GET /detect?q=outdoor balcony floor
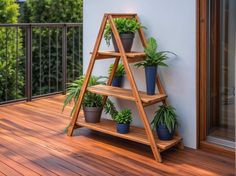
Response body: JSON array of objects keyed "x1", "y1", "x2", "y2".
[{"x1": 0, "y1": 95, "x2": 234, "y2": 176}]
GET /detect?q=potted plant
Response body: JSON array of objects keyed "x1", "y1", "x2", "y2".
[
  {"x1": 63, "y1": 75, "x2": 113, "y2": 123},
  {"x1": 135, "y1": 37, "x2": 174, "y2": 95},
  {"x1": 104, "y1": 18, "x2": 141, "y2": 52},
  {"x1": 114, "y1": 108, "x2": 132, "y2": 134},
  {"x1": 151, "y1": 105, "x2": 178, "y2": 140},
  {"x1": 108, "y1": 63, "x2": 125, "y2": 87}
]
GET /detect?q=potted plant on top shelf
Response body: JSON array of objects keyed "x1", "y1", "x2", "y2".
[
  {"x1": 108, "y1": 63, "x2": 125, "y2": 87},
  {"x1": 63, "y1": 75, "x2": 113, "y2": 123},
  {"x1": 104, "y1": 18, "x2": 141, "y2": 52},
  {"x1": 135, "y1": 37, "x2": 175, "y2": 95},
  {"x1": 151, "y1": 105, "x2": 178, "y2": 140}
]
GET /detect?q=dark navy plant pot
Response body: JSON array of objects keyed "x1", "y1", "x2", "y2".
[
  {"x1": 145, "y1": 66, "x2": 157, "y2": 95},
  {"x1": 116, "y1": 123, "x2": 130, "y2": 134},
  {"x1": 156, "y1": 124, "x2": 175, "y2": 140},
  {"x1": 112, "y1": 76, "x2": 123, "y2": 87}
]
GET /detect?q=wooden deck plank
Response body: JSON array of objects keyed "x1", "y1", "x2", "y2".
[{"x1": 0, "y1": 95, "x2": 234, "y2": 176}]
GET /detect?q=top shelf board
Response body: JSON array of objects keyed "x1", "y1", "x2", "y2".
[{"x1": 91, "y1": 51, "x2": 146, "y2": 63}]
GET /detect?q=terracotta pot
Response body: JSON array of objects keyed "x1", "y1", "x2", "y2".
[{"x1": 83, "y1": 106, "x2": 102, "y2": 123}]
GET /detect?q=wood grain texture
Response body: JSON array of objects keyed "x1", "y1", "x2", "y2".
[
  {"x1": 88, "y1": 84, "x2": 167, "y2": 104},
  {"x1": 76, "y1": 116, "x2": 182, "y2": 151},
  {"x1": 0, "y1": 95, "x2": 234, "y2": 175},
  {"x1": 92, "y1": 51, "x2": 145, "y2": 63},
  {"x1": 107, "y1": 14, "x2": 163, "y2": 162}
]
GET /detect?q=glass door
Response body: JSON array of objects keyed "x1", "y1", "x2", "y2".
[{"x1": 206, "y1": 0, "x2": 235, "y2": 148}]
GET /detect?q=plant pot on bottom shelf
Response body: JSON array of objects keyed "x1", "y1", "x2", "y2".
[
  {"x1": 83, "y1": 106, "x2": 103, "y2": 123},
  {"x1": 156, "y1": 124, "x2": 175, "y2": 140},
  {"x1": 112, "y1": 33, "x2": 134, "y2": 52},
  {"x1": 145, "y1": 66, "x2": 157, "y2": 95},
  {"x1": 113, "y1": 108, "x2": 132, "y2": 134},
  {"x1": 151, "y1": 105, "x2": 178, "y2": 141},
  {"x1": 116, "y1": 123, "x2": 130, "y2": 134}
]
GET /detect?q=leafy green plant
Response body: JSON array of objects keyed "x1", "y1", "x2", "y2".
[
  {"x1": 63, "y1": 75, "x2": 105, "y2": 115},
  {"x1": 151, "y1": 105, "x2": 178, "y2": 133},
  {"x1": 135, "y1": 37, "x2": 174, "y2": 68},
  {"x1": 104, "y1": 18, "x2": 141, "y2": 46},
  {"x1": 108, "y1": 63, "x2": 125, "y2": 77},
  {"x1": 63, "y1": 75, "x2": 116, "y2": 116},
  {"x1": 114, "y1": 108, "x2": 132, "y2": 124}
]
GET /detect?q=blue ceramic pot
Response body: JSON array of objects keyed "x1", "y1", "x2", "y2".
[
  {"x1": 156, "y1": 124, "x2": 175, "y2": 140},
  {"x1": 116, "y1": 123, "x2": 130, "y2": 134},
  {"x1": 145, "y1": 66, "x2": 157, "y2": 95},
  {"x1": 112, "y1": 76, "x2": 123, "y2": 87}
]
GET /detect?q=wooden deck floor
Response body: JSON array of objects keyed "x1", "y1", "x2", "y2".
[{"x1": 0, "y1": 95, "x2": 234, "y2": 176}]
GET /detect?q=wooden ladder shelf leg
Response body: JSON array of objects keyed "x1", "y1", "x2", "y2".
[
  {"x1": 67, "y1": 15, "x2": 108, "y2": 136},
  {"x1": 108, "y1": 15, "x2": 162, "y2": 162}
]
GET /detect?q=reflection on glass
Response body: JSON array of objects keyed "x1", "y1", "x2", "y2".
[{"x1": 207, "y1": 0, "x2": 235, "y2": 148}]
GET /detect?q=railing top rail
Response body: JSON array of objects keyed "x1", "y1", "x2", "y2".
[{"x1": 0, "y1": 23, "x2": 82, "y2": 27}]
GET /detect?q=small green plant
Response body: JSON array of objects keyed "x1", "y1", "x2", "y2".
[
  {"x1": 114, "y1": 108, "x2": 132, "y2": 124},
  {"x1": 108, "y1": 63, "x2": 125, "y2": 77},
  {"x1": 104, "y1": 18, "x2": 141, "y2": 46},
  {"x1": 151, "y1": 105, "x2": 178, "y2": 133},
  {"x1": 135, "y1": 37, "x2": 174, "y2": 68},
  {"x1": 63, "y1": 75, "x2": 113, "y2": 116}
]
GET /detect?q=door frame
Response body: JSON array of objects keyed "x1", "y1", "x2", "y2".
[{"x1": 197, "y1": 0, "x2": 235, "y2": 158}]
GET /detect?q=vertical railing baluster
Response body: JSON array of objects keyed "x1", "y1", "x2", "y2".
[
  {"x1": 39, "y1": 28, "x2": 42, "y2": 95},
  {"x1": 72, "y1": 28, "x2": 75, "y2": 80},
  {"x1": 5, "y1": 28, "x2": 8, "y2": 101},
  {"x1": 26, "y1": 25, "x2": 32, "y2": 101},
  {"x1": 62, "y1": 25, "x2": 67, "y2": 94},
  {"x1": 79, "y1": 26, "x2": 81, "y2": 75},
  {"x1": 56, "y1": 28, "x2": 59, "y2": 92},
  {"x1": 48, "y1": 29, "x2": 51, "y2": 93},
  {"x1": 15, "y1": 27, "x2": 19, "y2": 99}
]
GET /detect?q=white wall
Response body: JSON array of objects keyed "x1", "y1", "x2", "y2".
[{"x1": 83, "y1": 0, "x2": 197, "y2": 148}]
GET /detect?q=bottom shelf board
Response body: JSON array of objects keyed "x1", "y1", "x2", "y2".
[{"x1": 76, "y1": 117, "x2": 182, "y2": 151}]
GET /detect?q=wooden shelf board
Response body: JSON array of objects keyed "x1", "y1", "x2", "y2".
[
  {"x1": 76, "y1": 116, "x2": 182, "y2": 151},
  {"x1": 87, "y1": 85, "x2": 167, "y2": 104},
  {"x1": 91, "y1": 51, "x2": 145, "y2": 63}
]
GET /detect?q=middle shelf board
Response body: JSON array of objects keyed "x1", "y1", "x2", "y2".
[
  {"x1": 76, "y1": 116, "x2": 182, "y2": 151},
  {"x1": 87, "y1": 85, "x2": 167, "y2": 106},
  {"x1": 91, "y1": 51, "x2": 146, "y2": 63}
]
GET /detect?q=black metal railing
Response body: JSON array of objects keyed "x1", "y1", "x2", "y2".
[{"x1": 0, "y1": 23, "x2": 83, "y2": 104}]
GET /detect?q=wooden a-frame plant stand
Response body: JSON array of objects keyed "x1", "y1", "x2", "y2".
[{"x1": 67, "y1": 13, "x2": 183, "y2": 163}]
